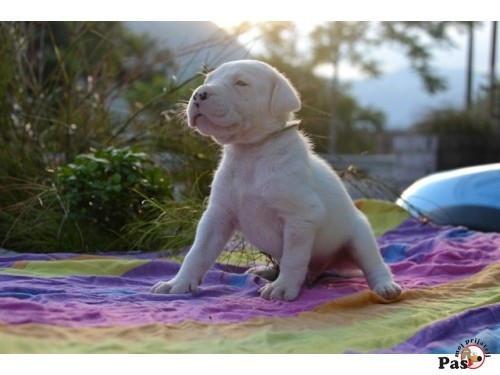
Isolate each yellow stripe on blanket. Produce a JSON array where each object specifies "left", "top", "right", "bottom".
[{"left": 0, "top": 258, "right": 147, "bottom": 277}]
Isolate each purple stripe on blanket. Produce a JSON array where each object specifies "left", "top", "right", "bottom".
[
  {"left": 371, "top": 304, "right": 500, "bottom": 354},
  {"left": 0, "top": 218, "right": 499, "bottom": 329},
  {"left": 378, "top": 219, "right": 500, "bottom": 289}
]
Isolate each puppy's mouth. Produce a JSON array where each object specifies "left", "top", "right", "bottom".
[
  {"left": 190, "top": 111, "right": 216, "bottom": 129},
  {"left": 191, "top": 113, "right": 203, "bottom": 128},
  {"left": 190, "top": 113, "right": 239, "bottom": 142},
  {"left": 191, "top": 111, "right": 236, "bottom": 130}
]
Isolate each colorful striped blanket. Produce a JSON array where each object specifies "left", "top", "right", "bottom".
[{"left": 0, "top": 201, "right": 499, "bottom": 353}]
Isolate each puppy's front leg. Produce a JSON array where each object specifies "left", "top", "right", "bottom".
[
  {"left": 259, "top": 220, "right": 314, "bottom": 301},
  {"left": 151, "top": 208, "right": 234, "bottom": 295}
]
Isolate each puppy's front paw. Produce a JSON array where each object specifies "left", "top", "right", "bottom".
[
  {"left": 373, "top": 281, "right": 402, "bottom": 301},
  {"left": 259, "top": 281, "right": 300, "bottom": 301},
  {"left": 150, "top": 277, "right": 200, "bottom": 295}
]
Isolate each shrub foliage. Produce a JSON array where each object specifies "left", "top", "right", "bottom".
[{"left": 55, "top": 147, "right": 172, "bottom": 230}]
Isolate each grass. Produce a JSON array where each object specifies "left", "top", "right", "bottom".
[
  {"left": 0, "top": 178, "right": 84, "bottom": 252},
  {"left": 0, "top": 177, "right": 205, "bottom": 254},
  {"left": 123, "top": 195, "right": 206, "bottom": 253}
]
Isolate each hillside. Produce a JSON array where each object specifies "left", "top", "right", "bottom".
[{"left": 350, "top": 68, "right": 468, "bottom": 129}]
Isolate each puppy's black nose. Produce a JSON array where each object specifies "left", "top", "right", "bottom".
[
  {"left": 195, "top": 91, "right": 209, "bottom": 101},
  {"left": 477, "top": 356, "right": 482, "bottom": 361}
]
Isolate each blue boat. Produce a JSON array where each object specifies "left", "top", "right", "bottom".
[{"left": 397, "top": 163, "right": 500, "bottom": 232}]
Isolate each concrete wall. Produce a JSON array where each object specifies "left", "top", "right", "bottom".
[
  {"left": 325, "top": 133, "right": 499, "bottom": 201},
  {"left": 393, "top": 134, "right": 438, "bottom": 191}
]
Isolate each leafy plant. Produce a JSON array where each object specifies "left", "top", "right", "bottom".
[{"left": 55, "top": 147, "right": 172, "bottom": 231}]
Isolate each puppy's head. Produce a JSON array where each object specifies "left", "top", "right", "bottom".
[{"left": 187, "top": 60, "right": 301, "bottom": 145}]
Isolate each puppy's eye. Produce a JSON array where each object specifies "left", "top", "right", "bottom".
[{"left": 235, "top": 80, "right": 249, "bottom": 87}]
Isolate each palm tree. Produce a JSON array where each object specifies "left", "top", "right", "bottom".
[
  {"left": 488, "top": 21, "right": 498, "bottom": 119},
  {"left": 465, "top": 22, "right": 475, "bottom": 111}
]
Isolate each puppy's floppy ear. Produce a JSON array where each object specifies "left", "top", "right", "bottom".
[{"left": 270, "top": 71, "right": 301, "bottom": 116}]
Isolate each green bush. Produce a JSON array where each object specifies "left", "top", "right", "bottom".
[
  {"left": 55, "top": 147, "right": 172, "bottom": 231},
  {"left": 1, "top": 147, "right": 204, "bottom": 253},
  {"left": 413, "top": 107, "right": 493, "bottom": 135}
]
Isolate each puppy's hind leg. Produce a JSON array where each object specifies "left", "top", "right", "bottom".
[
  {"left": 246, "top": 264, "right": 279, "bottom": 281},
  {"left": 259, "top": 221, "right": 315, "bottom": 301},
  {"left": 349, "top": 216, "right": 402, "bottom": 301},
  {"left": 246, "top": 253, "right": 280, "bottom": 281}
]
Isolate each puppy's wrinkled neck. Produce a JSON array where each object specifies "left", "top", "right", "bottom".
[
  {"left": 262, "top": 122, "right": 300, "bottom": 143},
  {"left": 230, "top": 122, "right": 301, "bottom": 151}
]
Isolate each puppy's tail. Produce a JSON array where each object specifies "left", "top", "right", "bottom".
[
  {"left": 331, "top": 268, "right": 364, "bottom": 278},
  {"left": 307, "top": 266, "right": 364, "bottom": 287}
]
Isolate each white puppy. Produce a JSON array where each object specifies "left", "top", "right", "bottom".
[{"left": 151, "top": 60, "right": 402, "bottom": 302}]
